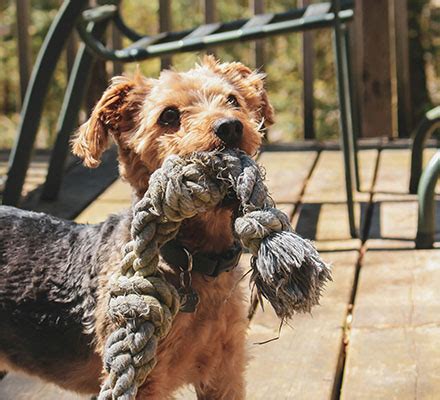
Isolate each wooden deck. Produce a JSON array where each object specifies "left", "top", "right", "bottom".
[
  {"left": 0, "top": 151, "right": 50, "bottom": 198},
  {"left": 1, "top": 144, "right": 440, "bottom": 399}
]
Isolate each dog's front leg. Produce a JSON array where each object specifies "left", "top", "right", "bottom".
[
  {"left": 195, "top": 375, "right": 245, "bottom": 400},
  {"left": 194, "top": 344, "right": 247, "bottom": 400}
]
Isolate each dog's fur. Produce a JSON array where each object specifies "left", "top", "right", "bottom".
[{"left": 0, "top": 56, "right": 274, "bottom": 399}]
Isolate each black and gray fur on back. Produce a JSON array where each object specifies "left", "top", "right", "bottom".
[{"left": 0, "top": 205, "right": 130, "bottom": 390}]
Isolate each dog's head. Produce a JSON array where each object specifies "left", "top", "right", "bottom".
[{"left": 72, "top": 56, "right": 274, "bottom": 195}]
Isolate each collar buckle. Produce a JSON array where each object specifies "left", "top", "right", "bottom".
[{"left": 177, "top": 248, "right": 199, "bottom": 313}]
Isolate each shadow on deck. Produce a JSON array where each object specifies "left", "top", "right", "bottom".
[{"left": 1, "top": 141, "right": 439, "bottom": 399}]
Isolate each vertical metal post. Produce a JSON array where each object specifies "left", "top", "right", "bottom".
[
  {"left": 409, "top": 106, "right": 440, "bottom": 193},
  {"left": 300, "top": 0, "right": 315, "bottom": 140},
  {"left": 394, "top": 0, "right": 412, "bottom": 137},
  {"left": 15, "top": 0, "right": 31, "bottom": 103},
  {"left": 416, "top": 152, "right": 440, "bottom": 249},
  {"left": 65, "top": 32, "right": 78, "bottom": 76},
  {"left": 251, "top": 0, "right": 266, "bottom": 69},
  {"left": 204, "top": 0, "right": 216, "bottom": 55},
  {"left": 333, "top": 0, "right": 358, "bottom": 238},
  {"left": 159, "top": 0, "right": 172, "bottom": 69},
  {"left": 204, "top": 0, "right": 216, "bottom": 23},
  {"left": 111, "top": 24, "right": 123, "bottom": 76},
  {"left": 343, "top": 25, "right": 361, "bottom": 191}
]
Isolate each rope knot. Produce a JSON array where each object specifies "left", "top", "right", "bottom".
[{"left": 98, "top": 149, "right": 331, "bottom": 400}]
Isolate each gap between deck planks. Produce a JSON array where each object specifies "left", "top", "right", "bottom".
[{"left": 340, "top": 148, "right": 440, "bottom": 400}]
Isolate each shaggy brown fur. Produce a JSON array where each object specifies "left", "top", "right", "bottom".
[{"left": 0, "top": 56, "right": 274, "bottom": 399}]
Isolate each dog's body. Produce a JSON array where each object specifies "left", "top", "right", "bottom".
[
  {"left": 0, "top": 206, "right": 247, "bottom": 398},
  {"left": 0, "top": 57, "right": 274, "bottom": 399},
  {"left": 0, "top": 206, "right": 120, "bottom": 392}
]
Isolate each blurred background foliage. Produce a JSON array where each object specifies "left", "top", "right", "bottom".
[{"left": 0, "top": 0, "right": 438, "bottom": 149}]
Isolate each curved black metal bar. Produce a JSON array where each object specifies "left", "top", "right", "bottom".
[
  {"left": 78, "top": 6, "right": 353, "bottom": 62},
  {"left": 110, "top": 0, "right": 354, "bottom": 49},
  {"left": 409, "top": 106, "right": 440, "bottom": 194},
  {"left": 42, "top": 21, "right": 110, "bottom": 201},
  {"left": 416, "top": 151, "right": 440, "bottom": 248},
  {"left": 113, "top": 11, "right": 143, "bottom": 42},
  {"left": 2, "top": 0, "right": 89, "bottom": 206}
]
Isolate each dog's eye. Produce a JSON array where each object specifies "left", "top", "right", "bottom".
[
  {"left": 227, "top": 95, "right": 240, "bottom": 108},
  {"left": 159, "top": 107, "right": 180, "bottom": 127}
]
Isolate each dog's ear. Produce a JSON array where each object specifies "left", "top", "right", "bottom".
[
  {"left": 72, "top": 75, "right": 149, "bottom": 168},
  {"left": 203, "top": 55, "right": 275, "bottom": 127}
]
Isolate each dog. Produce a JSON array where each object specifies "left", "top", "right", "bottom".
[{"left": 0, "top": 55, "right": 274, "bottom": 399}]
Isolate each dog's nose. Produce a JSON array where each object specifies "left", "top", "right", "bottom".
[{"left": 213, "top": 118, "right": 243, "bottom": 147}]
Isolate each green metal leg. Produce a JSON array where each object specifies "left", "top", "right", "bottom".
[
  {"left": 343, "top": 25, "right": 361, "bottom": 192},
  {"left": 416, "top": 151, "right": 440, "bottom": 249},
  {"left": 409, "top": 106, "right": 440, "bottom": 194},
  {"left": 41, "top": 22, "right": 109, "bottom": 201},
  {"left": 333, "top": 0, "right": 357, "bottom": 238},
  {"left": 2, "top": 0, "right": 88, "bottom": 206}
]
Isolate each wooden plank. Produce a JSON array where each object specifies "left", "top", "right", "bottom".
[
  {"left": 250, "top": 0, "right": 265, "bottom": 69},
  {"left": 294, "top": 202, "right": 362, "bottom": 251},
  {"left": 343, "top": 147, "right": 440, "bottom": 398},
  {"left": 354, "top": 0, "right": 393, "bottom": 138},
  {"left": 76, "top": 151, "right": 318, "bottom": 224},
  {"left": 204, "top": 0, "right": 217, "bottom": 55},
  {"left": 258, "top": 150, "right": 318, "bottom": 203},
  {"left": 111, "top": 25, "right": 123, "bottom": 76},
  {"left": 159, "top": 0, "right": 172, "bottom": 69},
  {"left": 368, "top": 200, "right": 418, "bottom": 249},
  {"left": 21, "top": 148, "right": 119, "bottom": 219},
  {"left": 368, "top": 148, "right": 439, "bottom": 249},
  {"left": 367, "top": 199, "right": 440, "bottom": 250},
  {"left": 374, "top": 148, "right": 438, "bottom": 201},
  {"left": 179, "top": 252, "right": 357, "bottom": 399},
  {"left": 204, "top": 0, "right": 216, "bottom": 24},
  {"left": 1, "top": 159, "right": 48, "bottom": 198},
  {"left": 341, "top": 249, "right": 440, "bottom": 399},
  {"left": 394, "top": 0, "right": 413, "bottom": 137},
  {"left": 245, "top": 250, "right": 356, "bottom": 399},
  {"left": 75, "top": 179, "right": 131, "bottom": 223},
  {"left": 0, "top": 372, "right": 86, "bottom": 399},
  {"left": 303, "top": 150, "right": 377, "bottom": 203},
  {"left": 75, "top": 193, "right": 297, "bottom": 227},
  {"left": 75, "top": 150, "right": 316, "bottom": 224},
  {"left": 65, "top": 32, "right": 77, "bottom": 76},
  {"left": 297, "top": 149, "right": 378, "bottom": 250}
]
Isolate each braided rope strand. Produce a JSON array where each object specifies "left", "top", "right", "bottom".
[{"left": 98, "top": 150, "right": 331, "bottom": 399}]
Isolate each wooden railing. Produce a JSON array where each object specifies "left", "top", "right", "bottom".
[{"left": 10, "top": 0, "right": 414, "bottom": 140}]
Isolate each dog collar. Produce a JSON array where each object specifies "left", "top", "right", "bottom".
[{"left": 160, "top": 239, "right": 242, "bottom": 278}]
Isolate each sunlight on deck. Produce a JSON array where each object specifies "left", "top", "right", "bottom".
[{"left": 1, "top": 146, "right": 440, "bottom": 399}]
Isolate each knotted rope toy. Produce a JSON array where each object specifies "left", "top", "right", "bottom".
[{"left": 98, "top": 149, "right": 331, "bottom": 399}]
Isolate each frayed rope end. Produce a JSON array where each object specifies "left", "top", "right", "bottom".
[{"left": 250, "top": 230, "right": 332, "bottom": 319}]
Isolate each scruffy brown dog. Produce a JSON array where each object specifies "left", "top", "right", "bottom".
[{"left": 0, "top": 56, "right": 273, "bottom": 399}]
